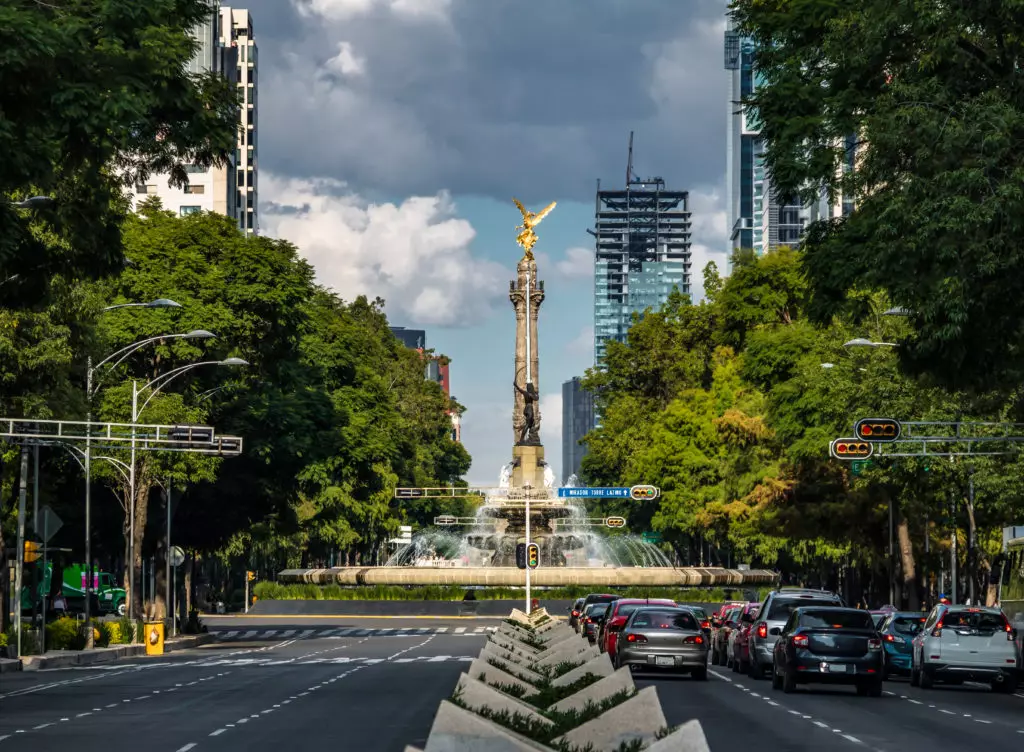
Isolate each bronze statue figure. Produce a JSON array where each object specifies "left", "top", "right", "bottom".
[{"left": 514, "top": 375, "right": 540, "bottom": 446}]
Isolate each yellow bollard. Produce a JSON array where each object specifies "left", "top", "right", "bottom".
[{"left": 144, "top": 622, "right": 165, "bottom": 656}]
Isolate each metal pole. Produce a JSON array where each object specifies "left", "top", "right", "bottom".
[
  {"left": 950, "top": 492, "right": 958, "bottom": 604},
  {"left": 31, "top": 441, "right": 39, "bottom": 632},
  {"left": 41, "top": 511, "right": 48, "bottom": 652},
  {"left": 968, "top": 472, "right": 976, "bottom": 604},
  {"left": 166, "top": 476, "right": 173, "bottom": 636},
  {"left": 889, "top": 496, "right": 895, "bottom": 605},
  {"left": 84, "top": 356, "right": 93, "bottom": 649},
  {"left": 244, "top": 576, "right": 249, "bottom": 614},
  {"left": 525, "top": 495, "right": 531, "bottom": 615},
  {"left": 129, "top": 380, "right": 137, "bottom": 622},
  {"left": 15, "top": 446, "right": 28, "bottom": 657}
]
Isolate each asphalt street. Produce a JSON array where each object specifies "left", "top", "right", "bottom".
[{"left": 3, "top": 617, "right": 1022, "bottom": 751}]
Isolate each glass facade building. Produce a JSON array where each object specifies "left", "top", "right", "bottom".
[
  {"left": 591, "top": 180, "right": 691, "bottom": 364},
  {"left": 561, "top": 377, "right": 595, "bottom": 484}
]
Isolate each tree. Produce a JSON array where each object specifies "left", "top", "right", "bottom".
[
  {"left": 0, "top": 0, "right": 238, "bottom": 305},
  {"left": 730, "top": 0, "right": 1024, "bottom": 394}
]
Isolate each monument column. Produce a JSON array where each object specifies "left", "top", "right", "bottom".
[
  {"left": 509, "top": 277, "right": 528, "bottom": 446},
  {"left": 528, "top": 267, "right": 544, "bottom": 434}
]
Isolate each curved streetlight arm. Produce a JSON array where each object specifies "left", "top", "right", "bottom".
[
  {"left": 56, "top": 442, "right": 131, "bottom": 483},
  {"left": 93, "top": 333, "right": 190, "bottom": 376},
  {"left": 136, "top": 360, "right": 244, "bottom": 419}
]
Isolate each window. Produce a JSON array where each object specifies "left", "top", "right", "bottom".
[
  {"left": 237, "top": 170, "right": 245, "bottom": 187},
  {"left": 185, "top": 165, "right": 208, "bottom": 174},
  {"left": 768, "top": 596, "right": 841, "bottom": 621},
  {"left": 184, "top": 184, "right": 205, "bottom": 195},
  {"left": 179, "top": 206, "right": 201, "bottom": 216},
  {"left": 136, "top": 184, "right": 157, "bottom": 194},
  {"left": 891, "top": 616, "right": 926, "bottom": 636}
]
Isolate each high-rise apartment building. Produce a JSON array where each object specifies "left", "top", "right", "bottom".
[
  {"left": 561, "top": 377, "right": 594, "bottom": 484},
  {"left": 590, "top": 137, "right": 692, "bottom": 364},
  {"left": 131, "top": 3, "right": 258, "bottom": 235},
  {"left": 724, "top": 22, "right": 822, "bottom": 263}
]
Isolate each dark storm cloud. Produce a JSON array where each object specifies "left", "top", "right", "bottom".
[{"left": 242, "top": 0, "right": 728, "bottom": 202}]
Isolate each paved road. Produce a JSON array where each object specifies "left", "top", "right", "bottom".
[
  {"left": 4, "top": 617, "right": 1023, "bottom": 751},
  {"left": 0, "top": 617, "right": 496, "bottom": 752},
  {"left": 640, "top": 665, "right": 1024, "bottom": 750}
]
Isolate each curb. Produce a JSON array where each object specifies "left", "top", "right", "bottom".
[
  {"left": 18, "top": 633, "right": 216, "bottom": 671},
  {"left": 0, "top": 659, "right": 21, "bottom": 674}
]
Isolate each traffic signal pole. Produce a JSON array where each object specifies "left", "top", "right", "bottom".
[
  {"left": 15, "top": 446, "right": 28, "bottom": 657},
  {"left": 525, "top": 495, "right": 531, "bottom": 616}
]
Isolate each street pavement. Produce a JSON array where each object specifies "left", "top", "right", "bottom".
[{"left": 2, "top": 616, "right": 1022, "bottom": 751}]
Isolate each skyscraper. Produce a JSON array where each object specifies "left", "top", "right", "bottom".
[
  {"left": 130, "top": 3, "right": 258, "bottom": 236},
  {"left": 725, "top": 21, "right": 822, "bottom": 263},
  {"left": 561, "top": 377, "right": 594, "bottom": 484},
  {"left": 590, "top": 136, "right": 692, "bottom": 364}
]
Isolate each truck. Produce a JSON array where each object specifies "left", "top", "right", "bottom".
[{"left": 21, "top": 562, "right": 127, "bottom": 617}]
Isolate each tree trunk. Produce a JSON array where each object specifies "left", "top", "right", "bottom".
[
  {"left": 897, "top": 516, "right": 919, "bottom": 610},
  {"left": 152, "top": 486, "right": 169, "bottom": 621},
  {"left": 133, "top": 483, "right": 150, "bottom": 617},
  {"left": 123, "top": 481, "right": 152, "bottom": 618},
  {"left": 0, "top": 456, "right": 8, "bottom": 632}
]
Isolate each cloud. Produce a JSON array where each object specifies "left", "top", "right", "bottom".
[
  {"left": 539, "top": 391, "right": 562, "bottom": 480},
  {"left": 687, "top": 186, "right": 729, "bottom": 301},
  {"left": 248, "top": 0, "right": 731, "bottom": 201},
  {"left": 296, "top": 0, "right": 451, "bottom": 21},
  {"left": 324, "top": 42, "right": 366, "bottom": 77},
  {"left": 566, "top": 325, "right": 594, "bottom": 358},
  {"left": 535, "top": 246, "right": 594, "bottom": 280},
  {"left": 259, "top": 173, "right": 506, "bottom": 326}
]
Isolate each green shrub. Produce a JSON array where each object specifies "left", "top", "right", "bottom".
[
  {"left": 46, "top": 617, "right": 85, "bottom": 651},
  {"left": 0, "top": 631, "right": 7, "bottom": 649}
]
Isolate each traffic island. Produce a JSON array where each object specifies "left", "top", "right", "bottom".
[
  {"left": 18, "top": 633, "right": 215, "bottom": 671},
  {"left": 409, "top": 608, "right": 712, "bottom": 751}
]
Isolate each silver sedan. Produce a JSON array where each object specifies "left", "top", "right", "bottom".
[{"left": 615, "top": 607, "right": 709, "bottom": 680}]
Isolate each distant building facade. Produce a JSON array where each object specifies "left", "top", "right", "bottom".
[
  {"left": 130, "top": 3, "right": 258, "bottom": 235},
  {"left": 561, "top": 377, "right": 595, "bottom": 484}
]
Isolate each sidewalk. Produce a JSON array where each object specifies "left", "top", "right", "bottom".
[{"left": 2, "top": 633, "right": 216, "bottom": 673}]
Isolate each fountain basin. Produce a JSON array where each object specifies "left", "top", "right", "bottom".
[{"left": 277, "top": 566, "right": 779, "bottom": 588}]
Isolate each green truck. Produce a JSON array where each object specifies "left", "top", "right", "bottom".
[{"left": 21, "top": 562, "right": 127, "bottom": 617}]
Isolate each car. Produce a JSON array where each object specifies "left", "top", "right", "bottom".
[
  {"left": 771, "top": 606, "right": 884, "bottom": 696},
  {"left": 615, "top": 606, "right": 709, "bottom": 679},
  {"left": 598, "top": 598, "right": 678, "bottom": 656},
  {"left": 749, "top": 587, "right": 844, "bottom": 679},
  {"left": 910, "top": 604, "right": 1020, "bottom": 692},
  {"left": 728, "top": 602, "right": 761, "bottom": 673},
  {"left": 568, "top": 598, "right": 586, "bottom": 631},
  {"left": 683, "top": 605, "right": 712, "bottom": 642},
  {"left": 575, "top": 593, "right": 621, "bottom": 635},
  {"left": 581, "top": 602, "right": 610, "bottom": 644},
  {"left": 877, "top": 611, "right": 926, "bottom": 678},
  {"left": 711, "top": 605, "right": 743, "bottom": 666}
]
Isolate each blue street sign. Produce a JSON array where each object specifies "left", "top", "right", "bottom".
[{"left": 557, "top": 487, "right": 631, "bottom": 498}]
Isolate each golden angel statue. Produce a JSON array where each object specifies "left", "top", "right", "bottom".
[{"left": 512, "top": 198, "right": 556, "bottom": 261}]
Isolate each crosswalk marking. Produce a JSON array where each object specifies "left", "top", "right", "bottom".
[{"left": 212, "top": 625, "right": 497, "bottom": 642}]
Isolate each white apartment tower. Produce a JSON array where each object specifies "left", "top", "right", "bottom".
[{"left": 131, "top": 3, "right": 258, "bottom": 235}]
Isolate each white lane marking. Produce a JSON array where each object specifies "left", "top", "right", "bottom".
[
  {"left": 939, "top": 709, "right": 955, "bottom": 715},
  {"left": 841, "top": 735, "right": 861, "bottom": 744},
  {"left": 813, "top": 721, "right": 829, "bottom": 729},
  {"left": 279, "top": 630, "right": 296, "bottom": 638},
  {"left": 175, "top": 745, "right": 197, "bottom": 752},
  {"left": 240, "top": 630, "right": 258, "bottom": 639},
  {"left": 455, "top": 627, "right": 466, "bottom": 634},
  {"left": 210, "top": 729, "right": 226, "bottom": 736},
  {"left": 33, "top": 724, "right": 51, "bottom": 730}
]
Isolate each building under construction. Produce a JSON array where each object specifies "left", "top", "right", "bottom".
[{"left": 589, "top": 134, "right": 692, "bottom": 364}]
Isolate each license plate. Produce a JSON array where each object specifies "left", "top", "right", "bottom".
[
  {"left": 823, "top": 663, "right": 851, "bottom": 673},
  {"left": 655, "top": 656, "right": 675, "bottom": 667}
]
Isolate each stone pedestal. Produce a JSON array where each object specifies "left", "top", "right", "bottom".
[{"left": 511, "top": 445, "right": 546, "bottom": 490}]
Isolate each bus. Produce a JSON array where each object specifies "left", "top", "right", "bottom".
[{"left": 999, "top": 536, "right": 1024, "bottom": 629}]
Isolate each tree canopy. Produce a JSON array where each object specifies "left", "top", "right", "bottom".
[{"left": 729, "top": 0, "right": 1024, "bottom": 394}]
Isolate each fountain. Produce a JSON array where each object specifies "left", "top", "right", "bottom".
[{"left": 278, "top": 200, "right": 779, "bottom": 590}]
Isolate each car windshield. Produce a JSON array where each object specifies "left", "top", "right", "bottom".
[
  {"left": 799, "top": 610, "right": 874, "bottom": 629},
  {"left": 891, "top": 616, "right": 926, "bottom": 635},
  {"left": 631, "top": 610, "right": 698, "bottom": 631},
  {"left": 768, "top": 596, "right": 840, "bottom": 621},
  {"left": 589, "top": 604, "right": 609, "bottom": 617},
  {"left": 689, "top": 607, "right": 708, "bottom": 619}
]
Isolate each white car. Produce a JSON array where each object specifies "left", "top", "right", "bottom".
[{"left": 911, "top": 604, "right": 1020, "bottom": 692}]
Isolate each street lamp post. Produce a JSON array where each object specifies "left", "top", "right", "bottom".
[{"left": 126, "top": 358, "right": 247, "bottom": 620}]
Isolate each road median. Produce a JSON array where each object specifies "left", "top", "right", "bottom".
[{"left": 16, "top": 633, "right": 216, "bottom": 672}]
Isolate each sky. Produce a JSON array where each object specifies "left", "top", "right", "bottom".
[{"left": 246, "top": 0, "right": 732, "bottom": 485}]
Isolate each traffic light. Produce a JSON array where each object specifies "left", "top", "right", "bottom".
[
  {"left": 630, "top": 485, "right": 659, "bottom": 501},
  {"left": 515, "top": 543, "right": 527, "bottom": 570},
  {"left": 830, "top": 437, "right": 873, "bottom": 460},
  {"left": 605, "top": 516, "right": 626, "bottom": 529},
  {"left": 246, "top": 570, "right": 255, "bottom": 582},
  {"left": 854, "top": 418, "right": 901, "bottom": 442},
  {"left": 24, "top": 540, "right": 40, "bottom": 563},
  {"left": 526, "top": 543, "right": 539, "bottom": 569}
]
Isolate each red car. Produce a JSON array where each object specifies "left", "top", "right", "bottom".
[
  {"left": 598, "top": 598, "right": 678, "bottom": 658},
  {"left": 728, "top": 602, "right": 761, "bottom": 674}
]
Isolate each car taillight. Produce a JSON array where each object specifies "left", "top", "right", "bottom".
[
  {"left": 626, "top": 633, "right": 648, "bottom": 643},
  {"left": 868, "top": 638, "right": 882, "bottom": 651},
  {"left": 756, "top": 622, "right": 767, "bottom": 639},
  {"left": 884, "top": 634, "right": 904, "bottom": 644},
  {"left": 572, "top": 610, "right": 579, "bottom": 617},
  {"left": 684, "top": 635, "right": 704, "bottom": 645},
  {"left": 701, "top": 620, "right": 711, "bottom": 630},
  {"left": 792, "top": 634, "right": 808, "bottom": 647}
]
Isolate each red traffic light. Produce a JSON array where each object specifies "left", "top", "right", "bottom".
[
  {"left": 830, "top": 437, "right": 873, "bottom": 460},
  {"left": 854, "top": 418, "right": 901, "bottom": 442}
]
